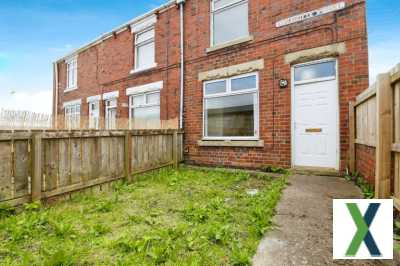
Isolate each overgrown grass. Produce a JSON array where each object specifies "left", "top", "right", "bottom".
[{"left": 0, "top": 166, "right": 287, "bottom": 265}]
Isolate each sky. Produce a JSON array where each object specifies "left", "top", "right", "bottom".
[{"left": 0, "top": 0, "right": 399, "bottom": 114}]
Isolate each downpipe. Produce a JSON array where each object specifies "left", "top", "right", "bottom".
[{"left": 177, "top": 0, "right": 185, "bottom": 129}]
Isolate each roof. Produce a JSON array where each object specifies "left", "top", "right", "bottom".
[{"left": 55, "top": 0, "right": 175, "bottom": 63}]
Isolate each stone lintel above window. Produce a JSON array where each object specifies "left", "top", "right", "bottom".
[{"left": 198, "top": 59, "right": 264, "bottom": 82}]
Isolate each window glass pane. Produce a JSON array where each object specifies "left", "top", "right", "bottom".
[
  {"left": 214, "top": 0, "right": 242, "bottom": 10},
  {"left": 137, "top": 29, "right": 154, "bottom": 43},
  {"left": 146, "top": 92, "right": 160, "bottom": 105},
  {"left": 231, "top": 75, "right": 256, "bottom": 91},
  {"left": 294, "top": 61, "right": 336, "bottom": 82},
  {"left": 106, "top": 107, "right": 117, "bottom": 129},
  {"left": 205, "top": 80, "right": 226, "bottom": 95},
  {"left": 133, "top": 106, "right": 160, "bottom": 129},
  {"left": 106, "top": 99, "right": 117, "bottom": 108},
  {"left": 67, "top": 60, "right": 77, "bottom": 88},
  {"left": 132, "top": 95, "right": 145, "bottom": 106},
  {"left": 205, "top": 93, "right": 254, "bottom": 137},
  {"left": 137, "top": 41, "right": 155, "bottom": 69},
  {"left": 213, "top": 1, "right": 248, "bottom": 45}
]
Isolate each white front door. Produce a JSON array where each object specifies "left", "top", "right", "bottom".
[{"left": 292, "top": 59, "right": 339, "bottom": 169}]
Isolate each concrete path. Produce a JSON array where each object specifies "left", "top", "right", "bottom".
[{"left": 252, "top": 174, "right": 393, "bottom": 266}]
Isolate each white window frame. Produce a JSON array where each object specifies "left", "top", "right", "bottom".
[
  {"left": 65, "top": 56, "right": 78, "bottom": 92},
  {"left": 210, "top": 0, "right": 249, "bottom": 47},
  {"left": 203, "top": 72, "right": 259, "bottom": 140},
  {"left": 105, "top": 98, "right": 118, "bottom": 130},
  {"left": 293, "top": 58, "right": 337, "bottom": 85},
  {"left": 133, "top": 27, "right": 156, "bottom": 72},
  {"left": 129, "top": 91, "right": 161, "bottom": 129},
  {"left": 64, "top": 100, "right": 81, "bottom": 129}
]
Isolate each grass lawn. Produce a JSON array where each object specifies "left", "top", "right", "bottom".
[{"left": 0, "top": 166, "right": 287, "bottom": 266}]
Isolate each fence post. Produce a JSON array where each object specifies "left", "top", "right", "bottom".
[
  {"left": 375, "top": 73, "right": 392, "bottom": 198},
  {"left": 348, "top": 101, "right": 356, "bottom": 174},
  {"left": 124, "top": 131, "right": 132, "bottom": 180},
  {"left": 173, "top": 131, "right": 179, "bottom": 169},
  {"left": 31, "top": 134, "right": 42, "bottom": 201}
]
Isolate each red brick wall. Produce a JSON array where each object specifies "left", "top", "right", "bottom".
[
  {"left": 355, "top": 144, "right": 376, "bottom": 185},
  {"left": 54, "top": 0, "right": 368, "bottom": 171},
  {"left": 183, "top": 0, "right": 368, "bottom": 170},
  {"left": 55, "top": 5, "right": 182, "bottom": 128}
]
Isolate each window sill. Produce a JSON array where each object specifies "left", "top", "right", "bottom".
[
  {"left": 64, "top": 87, "right": 78, "bottom": 93},
  {"left": 130, "top": 64, "right": 158, "bottom": 75},
  {"left": 206, "top": 36, "right": 254, "bottom": 53},
  {"left": 197, "top": 139, "right": 264, "bottom": 147}
]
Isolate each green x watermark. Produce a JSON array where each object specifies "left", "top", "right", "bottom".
[{"left": 345, "top": 203, "right": 381, "bottom": 257}]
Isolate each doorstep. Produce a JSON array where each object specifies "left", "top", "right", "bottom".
[{"left": 291, "top": 166, "right": 341, "bottom": 177}]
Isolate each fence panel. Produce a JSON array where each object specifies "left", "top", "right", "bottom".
[
  {"left": 355, "top": 96, "right": 376, "bottom": 146},
  {"left": 392, "top": 70, "right": 400, "bottom": 208},
  {"left": 131, "top": 131, "right": 175, "bottom": 173},
  {"left": 0, "top": 137, "right": 31, "bottom": 204},
  {"left": 350, "top": 63, "right": 400, "bottom": 205},
  {"left": 394, "top": 83, "right": 400, "bottom": 143},
  {"left": 0, "top": 129, "right": 184, "bottom": 206}
]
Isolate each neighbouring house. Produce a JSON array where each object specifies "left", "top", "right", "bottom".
[{"left": 53, "top": 0, "right": 368, "bottom": 172}]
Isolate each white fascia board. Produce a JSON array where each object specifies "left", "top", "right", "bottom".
[
  {"left": 103, "top": 90, "right": 119, "bottom": 100},
  {"left": 126, "top": 81, "right": 163, "bottom": 96},
  {"left": 87, "top": 95, "right": 102, "bottom": 103},
  {"left": 63, "top": 99, "right": 82, "bottom": 108},
  {"left": 54, "top": 0, "right": 175, "bottom": 63},
  {"left": 65, "top": 54, "right": 78, "bottom": 63},
  {"left": 130, "top": 14, "right": 157, "bottom": 33}
]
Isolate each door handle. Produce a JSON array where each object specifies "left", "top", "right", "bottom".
[{"left": 305, "top": 128, "right": 322, "bottom": 133}]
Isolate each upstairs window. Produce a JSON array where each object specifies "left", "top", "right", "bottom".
[
  {"left": 203, "top": 72, "right": 259, "bottom": 139},
  {"left": 135, "top": 28, "right": 155, "bottom": 71},
  {"left": 66, "top": 57, "right": 77, "bottom": 90},
  {"left": 211, "top": 0, "right": 249, "bottom": 46}
]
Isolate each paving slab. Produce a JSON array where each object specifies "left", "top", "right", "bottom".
[{"left": 253, "top": 174, "right": 395, "bottom": 266}]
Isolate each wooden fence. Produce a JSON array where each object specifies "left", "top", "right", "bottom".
[
  {"left": 0, "top": 129, "right": 184, "bottom": 206},
  {"left": 349, "top": 63, "right": 400, "bottom": 208}
]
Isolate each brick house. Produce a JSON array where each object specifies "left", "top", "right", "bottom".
[{"left": 53, "top": 0, "right": 368, "bottom": 172}]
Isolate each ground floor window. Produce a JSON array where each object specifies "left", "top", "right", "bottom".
[
  {"left": 88, "top": 101, "right": 100, "bottom": 129},
  {"left": 129, "top": 91, "right": 160, "bottom": 129},
  {"left": 105, "top": 99, "right": 117, "bottom": 129},
  {"left": 64, "top": 103, "right": 80, "bottom": 129},
  {"left": 203, "top": 72, "right": 259, "bottom": 139}
]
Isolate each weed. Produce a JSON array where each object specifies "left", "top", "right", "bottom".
[
  {"left": 394, "top": 218, "right": 400, "bottom": 253},
  {"left": 231, "top": 246, "right": 251, "bottom": 266},
  {"left": 92, "top": 199, "right": 115, "bottom": 213},
  {"left": 345, "top": 172, "right": 374, "bottom": 199},
  {"left": 42, "top": 248, "right": 78, "bottom": 266},
  {"left": 23, "top": 201, "right": 41, "bottom": 212},
  {"left": 262, "top": 166, "right": 289, "bottom": 175},
  {"left": 0, "top": 204, "right": 15, "bottom": 219},
  {"left": 182, "top": 204, "right": 210, "bottom": 223},
  {"left": 51, "top": 221, "right": 75, "bottom": 238}
]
